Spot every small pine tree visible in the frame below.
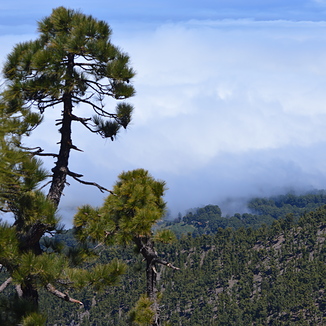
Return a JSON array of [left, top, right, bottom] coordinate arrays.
[[75, 169, 179, 326]]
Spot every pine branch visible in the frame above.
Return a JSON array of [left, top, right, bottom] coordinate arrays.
[[65, 169, 114, 194], [38, 180, 53, 191], [45, 283, 83, 305], [0, 206, 11, 213], [0, 277, 13, 293], [19, 146, 58, 158], [83, 79, 112, 93], [34, 152, 59, 157], [70, 114, 92, 124], [71, 95, 117, 118], [57, 113, 97, 133], [38, 99, 63, 113]]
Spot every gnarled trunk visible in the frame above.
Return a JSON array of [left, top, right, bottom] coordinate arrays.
[[47, 93, 73, 207], [48, 53, 74, 207]]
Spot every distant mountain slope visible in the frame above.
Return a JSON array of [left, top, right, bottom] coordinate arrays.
[[161, 191, 326, 237], [158, 206, 326, 325], [39, 201, 326, 325]]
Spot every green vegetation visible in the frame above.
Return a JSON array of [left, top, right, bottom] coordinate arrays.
[[17, 192, 325, 325], [161, 191, 326, 237], [74, 168, 179, 325]]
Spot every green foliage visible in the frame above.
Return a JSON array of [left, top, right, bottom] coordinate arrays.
[[11, 253, 67, 286], [62, 258, 126, 291], [248, 191, 326, 219], [0, 294, 41, 326], [0, 95, 44, 215], [0, 224, 20, 266], [3, 6, 135, 139], [21, 312, 47, 326], [129, 295, 155, 326], [153, 229, 176, 244], [75, 169, 167, 245], [74, 169, 174, 324], [74, 205, 106, 243], [40, 203, 326, 325], [87, 259, 127, 291], [104, 169, 166, 241]]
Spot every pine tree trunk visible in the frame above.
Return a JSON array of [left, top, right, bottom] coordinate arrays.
[[135, 236, 161, 326], [22, 62, 74, 310], [47, 53, 74, 207], [47, 93, 72, 207], [19, 55, 75, 316], [145, 260, 160, 326], [21, 282, 39, 308]]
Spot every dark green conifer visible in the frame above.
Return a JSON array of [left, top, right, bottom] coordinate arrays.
[[0, 6, 135, 323], [3, 6, 135, 207]]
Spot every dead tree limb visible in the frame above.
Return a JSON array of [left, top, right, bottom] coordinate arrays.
[[0, 277, 13, 292], [45, 283, 83, 305], [69, 173, 114, 194]]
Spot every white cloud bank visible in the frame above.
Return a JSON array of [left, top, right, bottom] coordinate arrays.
[[2, 18, 326, 226], [113, 20, 326, 165]]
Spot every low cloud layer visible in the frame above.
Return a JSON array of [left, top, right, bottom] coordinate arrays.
[[1, 6, 326, 227]]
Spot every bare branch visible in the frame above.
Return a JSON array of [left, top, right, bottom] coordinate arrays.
[[71, 95, 115, 117], [84, 79, 112, 93], [156, 259, 180, 271], [34, 152, 59, 157], [69, 114, 99, 133], [68, 173, 114, 194], [70, 144, 84, 152], [70, 114, 92, 124], [74, 62, 101, 67], [0, 277, 13, 293], [38, 180, 53, 191], [18, 145, 59, 158], [67, 169, 84, 178], [15, 284, 23, 297], [45, 283, 83, 305], [0, 207, 11, 213]]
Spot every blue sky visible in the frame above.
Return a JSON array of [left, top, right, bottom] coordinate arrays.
[[1, 1, 326, 226]]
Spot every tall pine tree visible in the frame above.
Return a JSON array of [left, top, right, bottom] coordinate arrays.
[[0, 6, 134, 324], [3, 6, 135, 207]]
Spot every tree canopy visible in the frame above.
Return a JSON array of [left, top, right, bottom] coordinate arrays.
[[2, 6, 135, 206]]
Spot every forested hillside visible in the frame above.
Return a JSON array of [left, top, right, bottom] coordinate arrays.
[[162, 191, 326, 237], [28, 193, 326, 325]]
